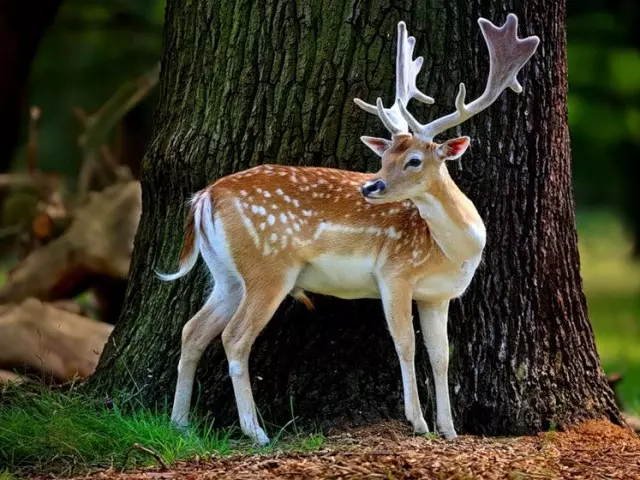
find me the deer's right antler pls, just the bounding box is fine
[354,21,434,136]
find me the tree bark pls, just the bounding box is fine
[90,0,621,435]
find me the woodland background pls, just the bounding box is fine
[0,0,638,418]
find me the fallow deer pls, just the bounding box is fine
[159,13,539,445]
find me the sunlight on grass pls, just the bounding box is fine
[577,210,640,413]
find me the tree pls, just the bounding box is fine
[90,0,621,435]
[0,0,63,215]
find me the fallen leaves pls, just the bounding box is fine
[48,420,640,480]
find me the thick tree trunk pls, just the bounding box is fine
[90,0,620,435]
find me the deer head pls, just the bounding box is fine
[355,14,540,203]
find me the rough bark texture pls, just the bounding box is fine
[91,0,620,435]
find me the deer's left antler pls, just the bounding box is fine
[400,13,540,141]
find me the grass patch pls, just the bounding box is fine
[577,210,640,414]
[0,386,323,476]
[0,386,232,475]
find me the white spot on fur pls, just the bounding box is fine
[240,190,248,197]
[234,199,260,248]
[267,215,275,225]
[264,191,271,198]
[280,213,288,224]
[276,188,284,196]
[270,233,278,243]
[386,227,400,239]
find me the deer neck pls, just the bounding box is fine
[410,164,486,263]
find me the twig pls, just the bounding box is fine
[27,106,41,175]
[0,173,50,190]
[133,443,168,470]
[121,442,168,472]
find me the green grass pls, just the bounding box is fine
[577,210,640,414]
[0,386,324,476]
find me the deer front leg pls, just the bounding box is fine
[378,276,429,434]
[416,299,457,439]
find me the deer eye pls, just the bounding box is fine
[404,155,422,169]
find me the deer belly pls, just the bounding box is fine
[296,255,380,299]
[414,256,481,300]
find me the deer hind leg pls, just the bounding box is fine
[378,276,429,434]
[416,299,456,439]
[221,269,298,446]
[171,275,242,429]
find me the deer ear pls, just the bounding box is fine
[436,136,471,160]
[360,136,392,157]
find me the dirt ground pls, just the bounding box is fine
[63,420,639,480]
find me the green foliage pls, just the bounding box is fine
[0,386,231,475]
[578,211,640,413]
[0,385,326,476]
[20,0,164,179]
[567,5,640,215]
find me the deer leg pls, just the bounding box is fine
[221,272,297,446]
[378,277,428,434]
[171,280,241,428]
[416,299,457,439]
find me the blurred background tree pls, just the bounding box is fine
[14,0,164,179]
[568,0,640,256]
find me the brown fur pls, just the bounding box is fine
[178,203,196,264]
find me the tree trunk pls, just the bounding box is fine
[90,0,621,435]
[0,0,63,174]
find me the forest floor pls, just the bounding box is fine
[45,420,639,480]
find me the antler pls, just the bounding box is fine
[399,13,540,142]
[354,21,434,136]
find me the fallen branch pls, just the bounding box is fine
[0,181,141,305]
[0,298,113,382]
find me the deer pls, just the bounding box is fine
[158,13,539,445]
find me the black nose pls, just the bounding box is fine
[361,179,387,197]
